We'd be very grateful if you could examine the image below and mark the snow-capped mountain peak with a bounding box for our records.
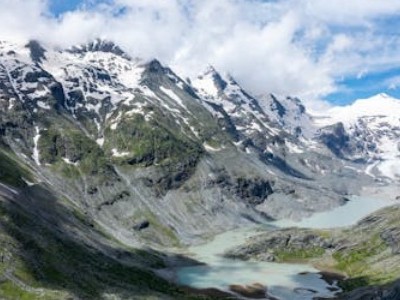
[257,94,315,138]
[328,93,400,124]
[192,65,227,98]
[314,93,400,181]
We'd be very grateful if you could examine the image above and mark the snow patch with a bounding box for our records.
[32,126,41,166]
[110,111,123,130]
[96,138,105,147]
[118,66,144,89]
[22,178,36,186]
[8,98,16,110]
[286,141,304,154]
[112,148,130,157]
[177,81,184,89]
[192,70,220,98]
[140,86,158,99]
[250,122,263,132]
[203,143,223,152]
[37,101,51,110]
[160,86,186,109]
[62,158,79,166]
[125,105,145,116]
[377,160,400,180]
[30,86,49,98]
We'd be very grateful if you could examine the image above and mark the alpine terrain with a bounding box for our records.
[0,39,399,299]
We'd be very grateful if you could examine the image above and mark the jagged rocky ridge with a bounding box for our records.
[0,39,399,299]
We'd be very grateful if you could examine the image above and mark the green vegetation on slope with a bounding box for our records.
[0,149,34,188]
[104,114,203,168]
[274,246,326,262]
[38,125,110,177]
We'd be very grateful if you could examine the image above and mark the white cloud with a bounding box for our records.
[0,0,399,108]
[301,0,400,26]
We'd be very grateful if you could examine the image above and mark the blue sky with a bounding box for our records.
[49,0,83,16]
[49,0,114,16]
[327,69,400,105]
[9,0,400,107]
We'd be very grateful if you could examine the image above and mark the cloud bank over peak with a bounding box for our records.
[1,0,400,108]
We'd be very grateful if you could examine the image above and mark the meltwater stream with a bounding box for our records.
[176,196,398,299]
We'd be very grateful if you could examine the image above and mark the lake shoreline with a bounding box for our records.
[165,192,399,299]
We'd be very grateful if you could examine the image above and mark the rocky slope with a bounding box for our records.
[0,38,399,299]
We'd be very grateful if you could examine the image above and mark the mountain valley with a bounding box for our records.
[0,39,399,300]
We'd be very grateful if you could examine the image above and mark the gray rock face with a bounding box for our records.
[133,220,150,231]
[26,40,47,64]
[206,171,274,206]
[317,122,353,159]
[225,228,333,261]
[381,228,400,254]
[67,38,130,59]
[340,280,400,300]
